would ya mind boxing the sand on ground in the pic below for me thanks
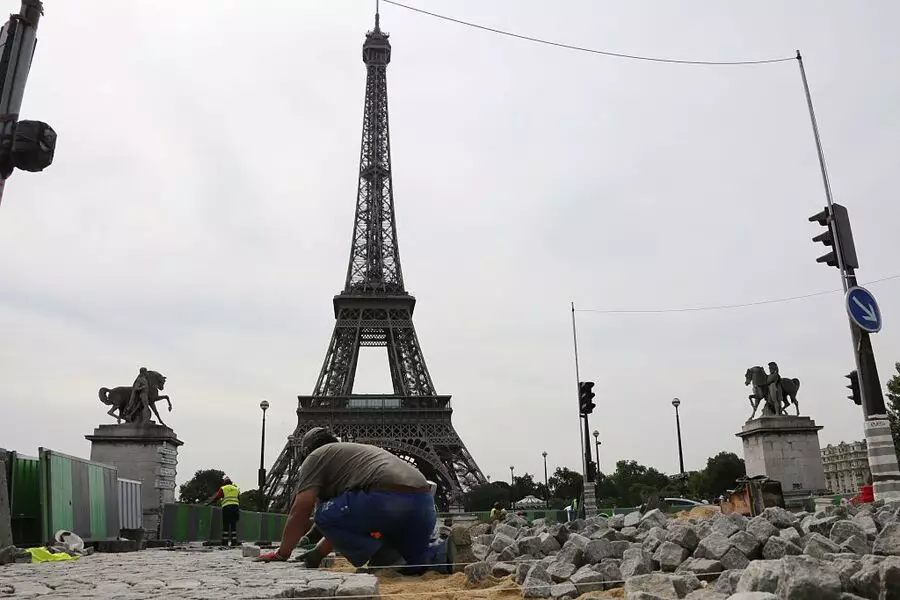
[327,557,628,599]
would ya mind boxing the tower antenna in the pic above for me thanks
[375,0,380,29]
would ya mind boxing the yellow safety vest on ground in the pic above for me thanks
[221,484,240,507]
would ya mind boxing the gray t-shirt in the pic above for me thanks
[294,442,429,500]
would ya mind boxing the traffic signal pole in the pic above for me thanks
[799,51,900,500]
[570,302,597,516]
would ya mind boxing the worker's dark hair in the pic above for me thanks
[493,502,501,509]
[301,427,339,457]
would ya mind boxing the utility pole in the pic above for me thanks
[0,0,56,206]
[799,50,900,500]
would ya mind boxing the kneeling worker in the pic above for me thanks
[258,428,450,572]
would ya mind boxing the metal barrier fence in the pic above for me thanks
[40,448,120,542]
[159,503,287,543]
[4,448,141,545]
[118,478,143,530]
[7,451,41,546]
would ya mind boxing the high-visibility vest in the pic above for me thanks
[573,498,578,511]
[221,484,240,507]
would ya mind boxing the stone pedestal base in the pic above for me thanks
[583,486,598,517]
[85,424,183,538]
[736,416,828,507]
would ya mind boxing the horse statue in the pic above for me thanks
[744,365,801,420]
[98,368,172,426]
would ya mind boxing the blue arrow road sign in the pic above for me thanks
[846,286,882,333]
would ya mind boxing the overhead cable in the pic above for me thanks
[576,273,900,315]
[382,0,795,66]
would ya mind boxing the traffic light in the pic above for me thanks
[846,370,861,405]
[809,203,858,269]
[579,381,596,415]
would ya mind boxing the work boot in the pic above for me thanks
[355,544,406,574]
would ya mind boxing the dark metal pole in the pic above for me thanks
[257,400,269,512]
[672,398,685,479]
[0,0,43,205]
[571,302,587,482]
[542,451,548,503]
[797,51,899,499]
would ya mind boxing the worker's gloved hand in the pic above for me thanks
[255,550,289,562]
[296,547,324,569]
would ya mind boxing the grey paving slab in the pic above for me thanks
[0,548,379,599]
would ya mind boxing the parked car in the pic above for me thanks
[662,497,705,510]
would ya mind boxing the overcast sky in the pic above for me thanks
[2,1,900,494]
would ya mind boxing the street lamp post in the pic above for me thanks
[593,430,601,476]
[672,398,686,494]
[542,451,548,503]
[257,400,269,512]
[509,465,514,485]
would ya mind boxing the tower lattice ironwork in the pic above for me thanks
[263,14,485,512]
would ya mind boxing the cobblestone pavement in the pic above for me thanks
[0,548,379,599]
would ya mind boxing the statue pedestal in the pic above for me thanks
[736,416,828,507]
[85,423,182,538]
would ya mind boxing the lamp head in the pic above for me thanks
[260,400,270,411]
[672,398,681,408]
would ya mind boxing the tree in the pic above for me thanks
[547,467,583,503]
[887,362,900,456]
[238,489,269,512]
[701,452,746,499]
[511,473,539,502]
[464,483,510,511]
[178,469,226,504]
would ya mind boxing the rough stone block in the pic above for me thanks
[761,536,802,560]
[803,532,841,559]
[620,547,652,578]
[654,541,689,572]
[746,516,779,543]
[241,544,261,558]
[584,538,612,564]
[539,532,561,555]
[719,546,750,571]
[465,561,492,584]
[775,555,841,600]
[491,562,516,578]
[523,563,553,598]
[729,530,762,559]
[694,533,733,561]
[335,574,378,599]
[676,557,723,580]
[569,565,606,594]
[713,569,745,595]
[874,523,900,556]
[761,506,796,529]
[623,573,690,599]
[710,515,740,538]
[639,509,668,530]
[735,560,785,594]
[624,511,642,528]
[666,523,700,551]
[549,581,576,598]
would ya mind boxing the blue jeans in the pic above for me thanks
[314,490,437,568]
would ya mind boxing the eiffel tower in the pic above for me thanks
[263,12,486,512]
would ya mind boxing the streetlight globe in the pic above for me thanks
[672,398,681,408]
[593,430,599,439]
[542,451,547,458]
[260,400,270,411]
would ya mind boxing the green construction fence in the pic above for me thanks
[4,448,120,546]
[159,503,288,543]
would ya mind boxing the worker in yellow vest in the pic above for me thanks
[208,477,241,546]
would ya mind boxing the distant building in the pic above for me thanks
[821,440,870,494]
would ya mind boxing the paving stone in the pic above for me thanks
[875,522,900,556]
